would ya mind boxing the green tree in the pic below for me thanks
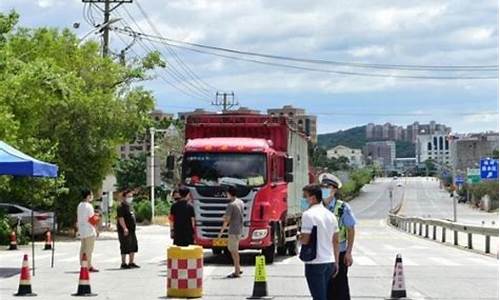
[0,11,163,226]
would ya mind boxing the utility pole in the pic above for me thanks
[103,0,110,57]
[81,0,133,57]
[212,92,238,112]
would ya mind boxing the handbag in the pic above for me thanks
[299,226,317,262]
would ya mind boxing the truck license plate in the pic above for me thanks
[212,238,228,247]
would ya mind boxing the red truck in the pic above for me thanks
[171,113,310,263]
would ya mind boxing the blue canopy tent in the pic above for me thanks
[0,141,59,275]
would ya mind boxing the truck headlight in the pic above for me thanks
[252,229,268,240]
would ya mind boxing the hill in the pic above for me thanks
[317,126,416,158]
[317,126,367,150]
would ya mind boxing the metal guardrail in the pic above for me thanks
[388,214,499,254]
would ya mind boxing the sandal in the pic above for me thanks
[226,272,241,278]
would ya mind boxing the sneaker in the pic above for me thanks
[128,263,140,268]
[89,267,99,272]
[120,263,130,269]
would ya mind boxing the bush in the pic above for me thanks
[133,200,152,223]
[155,199,171,216]
[0,212,30,245]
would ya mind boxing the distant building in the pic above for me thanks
[267,105,317,143]
[449,132,499,172]
[366,121,451,143]
[394,158,417,173]
[326,145,364,168]
[150,109,174,122]
[415,133,451,165]
[233,106,260,114]
[364,141,396,168]
[178,108,211,121]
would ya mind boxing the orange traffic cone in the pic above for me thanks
[72,253,96,297]
[388,254,407,299]
[9,231,18,250]
[14,254,36,296]
[43,231,52,250]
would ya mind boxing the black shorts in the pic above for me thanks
[118,231,138,255]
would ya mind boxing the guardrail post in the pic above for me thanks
[419,223,423,236]
[425,224,429,238]
[485,236,490,253]
[413,222,417,234]
[453,231,458,246]
[442,227,446,243]
[433,225,436,240]
[467,233,473,249]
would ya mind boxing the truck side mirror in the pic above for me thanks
[285,157,293,173]
[166,155,175,170]
[285,173,294,183]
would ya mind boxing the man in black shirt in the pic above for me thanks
[117,190,139,269]
[169,186,195,246]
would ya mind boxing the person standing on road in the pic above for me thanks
[301,184,340,300]
[117,190,139,269]
[320,173,357,300]
[169,186,196,246]
[77,188,99,272]
[217,185,244,278]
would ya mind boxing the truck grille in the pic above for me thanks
[188,188,256,240]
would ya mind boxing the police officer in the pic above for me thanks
[319,173,357,300]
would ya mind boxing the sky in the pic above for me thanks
[1,0,498,134]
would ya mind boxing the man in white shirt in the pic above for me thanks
[300,184,340,300]
[77,189,98,272]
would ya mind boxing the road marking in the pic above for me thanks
[147,256,166,264]
[101,256,121,264]
[428,257,460,266]
[354,245,376,256]
[59,253,102,263]
[464,257,497,266]
[275,256,298,265]
[401,257,418,266]
[355,255,377,266]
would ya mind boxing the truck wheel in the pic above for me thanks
[212,248,223,255]
[262,244,275,264]
[277,245,287,256]
[287,240,298,256]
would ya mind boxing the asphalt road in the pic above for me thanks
[0,177,498,299]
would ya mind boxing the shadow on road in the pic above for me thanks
[203,251,294,266]
[0,267,20,278]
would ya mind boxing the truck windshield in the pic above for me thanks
[182,153,267,187]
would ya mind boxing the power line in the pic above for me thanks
[115,10,213,99]
[135,0,218,91]
[114,28,498,80]
[117,28,498,72]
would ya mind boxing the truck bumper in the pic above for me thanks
[195,225,273,250]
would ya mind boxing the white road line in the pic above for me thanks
[400,257,418,266]
[354,245,376,256]
[100,256,121,264]
[355,255,377,266]
[428,257,460,266]
[147,256,166,264]
[464,257,497,266]
[383,245,398,251]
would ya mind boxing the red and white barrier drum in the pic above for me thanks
[167,245,203,298]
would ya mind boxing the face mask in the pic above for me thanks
[300,196,310,211]
[126,196,133,204]
[321,188,333,200]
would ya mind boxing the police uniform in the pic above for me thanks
[320,174,357,300]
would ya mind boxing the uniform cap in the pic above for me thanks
[318,173,342,189]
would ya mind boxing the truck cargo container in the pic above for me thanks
[169,113,310,263]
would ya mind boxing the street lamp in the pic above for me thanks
[149,126,174,221]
